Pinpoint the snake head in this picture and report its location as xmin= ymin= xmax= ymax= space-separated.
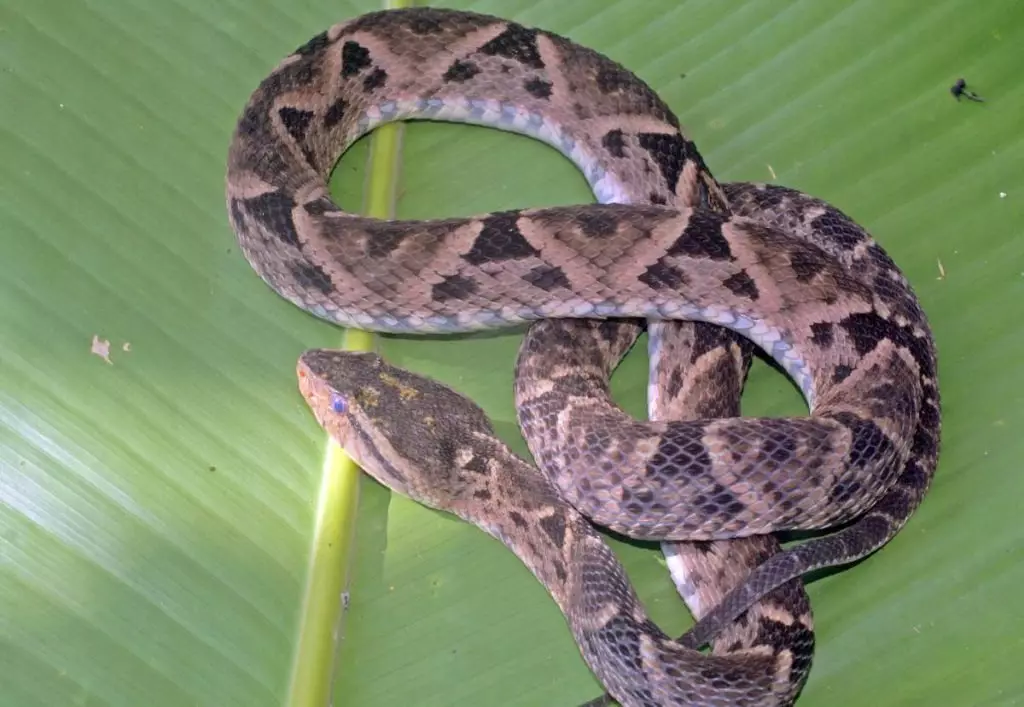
xmin=296 ymin=349 xmax=498 ymax=506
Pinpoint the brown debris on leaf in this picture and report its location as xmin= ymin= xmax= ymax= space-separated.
xmin=91 ymin=335 xmax=113 ymax=364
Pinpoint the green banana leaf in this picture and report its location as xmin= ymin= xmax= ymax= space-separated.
xmin=2 ymin=0 xmax=1022 ymax=706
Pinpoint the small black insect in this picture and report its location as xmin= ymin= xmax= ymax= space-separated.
xmin=951 ymin=78 xmax=985 ymax=102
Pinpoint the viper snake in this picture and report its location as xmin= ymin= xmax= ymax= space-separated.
xmin=224 ymin=8 xmax=940 ymax=706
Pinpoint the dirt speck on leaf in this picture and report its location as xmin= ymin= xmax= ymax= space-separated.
xmin=91 ymin=335 xmax=113 ymax=364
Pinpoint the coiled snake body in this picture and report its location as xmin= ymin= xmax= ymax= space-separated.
xmin=226 ymin=8 xmax=940 ymax=706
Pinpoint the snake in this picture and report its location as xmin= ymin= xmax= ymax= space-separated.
xmin=224 ymin=7 xmax=941 ymax=706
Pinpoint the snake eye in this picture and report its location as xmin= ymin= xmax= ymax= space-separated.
xmin=330 ymin=392 xmax=347 ymax=414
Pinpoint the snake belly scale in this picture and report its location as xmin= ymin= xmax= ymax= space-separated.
xmin=225 ymin=7 xmax=940 ymax=706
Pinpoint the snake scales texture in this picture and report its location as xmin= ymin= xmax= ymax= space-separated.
xmin=224 ymin=7 xmax=940 ymax=706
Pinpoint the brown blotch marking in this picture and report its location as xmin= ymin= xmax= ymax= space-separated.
xmin=653 ymin=435 xmax=742 ymax=516
xmin=362 ymin=68 xmax=387 ymax=91
xmin=278 ymin=107 xmax=314 ymax=144
xmin=841 ymin=316 xmax=935 ymax=439
xmin=552 ymin=561 xmax=567 ymax=584
xmin=303 ymin=197 xmax=341 ymax=217
xmin=596 ymin=613 xmax=645 ymax=672
xmin=290 ymin=262 xmax=334 ymax=295
xmin=473 ymin=488 xmax=492 ymax=501
xmin=866 ymin=242 xmax=900 ymax=271
xmin=639 ymin=261 xmax=688 ymax=290
xmin=810 ymin=322 xmax=834 ymax=348
xmin=722 ymin=271 xmax=759 ymax=300
xmin=590 ymin=320 xmax=632 ymax=347
xmin=601 ymin=129 xmax=626 ymax=157
xmin=539 ymin=513 xmax=567 ymax=546
xmin=408 ymin=13 xmax=444 ymax=34
xmin=767 ymin=431 xmax=799 ymax=465
xmin=699 ymin=175 xmax=729 ymax=215
xmin=461 ymin=454 xmax=488 ymax=475
xmin=240 ymin=191 xmax=300 ymax=247
xmin=869 ymin=382 xmax=906 ymax=418
xmin=432 ymin=273 xmax=479 ymax=302
xmin=595 ymin=64 xmax=635 ymax=94
xmin=753 ymin=616 xmax=815 ymax=658
xmin=577 ymin=211 xmax=619 ymax=238
xmin=691 ymin=323 xmax=754 ymax=363
xmin=509 ymin=510 xmax=529 ymax=529
xmin=463 ymin=212 xmax=540 ymax=264
xmin=872 ymin=271 xmax=905 ymax=306
xmin=827 ymin=473 xmax=863 ymax=507
xmin=363 ymin=223 xmax=416 ymax=258
xmin=827 ymin=411 xmax=893 ymax=472
xmin=665 ymin=367 xmax=685 ymax=400
xmin=228 ymin=198 xmax=246 ymax=231
xmin=918 ymin=393 xmax=940 ymax=432
xmin=236 ymin=60 xmax=318 ymax=138
xmin=839 ymin=312 xmax=930 ymax=368
xmin=478 ymin=23 xmax=544 ymax=69
xmin=666 ymin=210 xmax=733 ymax=260
xmin=637 ymin=132 xmax=686 ymax=193
xmin=341 ymin=41 xmax=372 ymax=77
xmin=294 ymin=31 xmax=330 ymax=56
xmin=649 ymin=192 xmax=667 ymax=205
xmin=833 ymin=364 xmax=853 ymax=383
xmin=696 ymin=181 xmax=712 ymax=209
xmin=789 ymin=247 xmax=829 ymax=283
xmin=522 ymin=264 xmax=571 ymax=292
xmin=870 ymin=480 xmax=917 ymax=522
xmin=442 ymin=59 xmax=481 ymax=83
xmin=882 ymin=469 xmax=926 ymax=516
xmin=626 ymin=485 xmax=656 ymax=511
xmin=572 ymin=101 xmax=591 ymax=120
xmin=324 ymin=97 xmax=348 ymax=128
xmin=738 ymin=183 xmax=787 ymax=210
xmin=810 ymin=210 xmax=866 ymax=251
xmin=689 ymin=540 xmax=716 ymax=555
xmin=725 ymin=639 xmax=746 ymax=653
xmin=654 ymin=428 xmax=715 ymax=473
xmin=523 ymin=77 xmax=553 ymax=99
